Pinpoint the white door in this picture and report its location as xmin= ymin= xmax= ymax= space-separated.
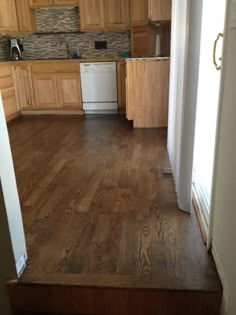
xmin=193 ymin=0 xmax=227 ymax=223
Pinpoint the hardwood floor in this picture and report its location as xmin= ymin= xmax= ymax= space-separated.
xmin=7 ymin=116 xmax=222 ymax=315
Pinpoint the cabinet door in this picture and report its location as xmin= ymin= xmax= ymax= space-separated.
xmin=32 ymin=74 xmax=58 ymax=108
xmin=53 ymin=0 xmax=79 ymax=6
xmin=131 ymin=26 xmax=156 ymax=57
xmin=13 ymin=66 xmax=34 ymax=109
xmin=16 ymin=0 xmax=36 ymax=33
xmin=80 ymin=0 xmax=104 ymax=31
xmin=29 ymin=0 xmax=54 ymax=8
xmin=0 ymin=0 xmax=18 ymax=32
xmin=57 ymin=73 xmax=82 ymax=109
xmin=130 ymin=0 xmax=148 ymax=26
xmin=105 ymin=0 xmax=130 ymax=30
xmin=149 ymin=0 xmax=172 ymax=21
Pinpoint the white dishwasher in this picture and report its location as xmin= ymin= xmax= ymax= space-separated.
xmin=80 ymin=62 xmax=118 ymax=114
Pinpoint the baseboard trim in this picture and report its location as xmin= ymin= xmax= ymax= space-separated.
xmin=211 ymin=244 xmax=229 ymax=314
xmin=6 ymin=111 xmax=21 ymax=122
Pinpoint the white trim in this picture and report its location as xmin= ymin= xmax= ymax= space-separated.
xmin=15 ymin=253 xmax=27 ymax=278
xmin=211 ymin=244 xmax=230 ymax=314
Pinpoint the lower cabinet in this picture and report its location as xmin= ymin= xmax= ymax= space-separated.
xmin=0 ymin=64 xmax=19 ymax=120
xmin=32 ymin=74 xmax=59 ymax=108
xmin=126 ymin=59 xmax=170 ymax=128
xmin=13 ymin=65 xmax=34 ymax=109
xmin=57 ymin=73 xmax=82 ymax=109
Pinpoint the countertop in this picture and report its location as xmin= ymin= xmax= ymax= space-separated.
xmin=0 ymin=56 xmax=170 ymax=65
xmin=0 ymin=57 xmax=125 ymax=64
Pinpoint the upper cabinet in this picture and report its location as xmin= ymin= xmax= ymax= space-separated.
xmin=104 ymin=0 xmax=130 ymax=30
xmin=0 ymin=0 xmax=35 ymax=34
xmin=80 ymin=0 xmax=105 ymax=31
xmin=29 ymin=0 xmax=79 ymax=8
xmin=130 ymin=0 xmax=171 ymax=26
xmin=130 ymin=0 xmax=148 ymax=27
xmin=16 ymin=0 xmax=36 ymax=33
xmin=0 ymin=0 xmax=18 ymax=33
xmin=80 ymin=0 xmax=130 ymax=31
xmin=149 ymin=0 xmax=172 ymax=21
xmin=53 ymin=0 xmax=79 ymax=6
xmin=29 ymin=0 xmax=54 ymax=8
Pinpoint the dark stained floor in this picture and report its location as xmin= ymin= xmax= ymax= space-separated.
xmin=8 ymin=116 xmax=221 ymax=291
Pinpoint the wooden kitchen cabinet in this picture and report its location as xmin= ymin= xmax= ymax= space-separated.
xmin=126 ymin=59 xmax=170 ymax=128
xmin=149 ymin=0 xmax=172 ymax=21
xmin=16 ymin=0 xmax=36 ymax=33
xmin=105 ymin=0 xmax=130 ymax=30
xmin=117 ymin=61 xmax=126 ymax=112
xmin=130 ymin=0 xmax=149 ymax=26
xmin=53 ymin=0 xmax=79 ymax=6
xmin=80 ymin=0 xmax=105 ymax=31
xmin=57 ymin=73 xmax=82 ymax=109
xmin=0 ymin=64 xmax=19 ymax=120
xmin=0 ymin=0 xmax=18 ymax=33
xmin=29 ymin=0 xmax=54 ymax=7
xmin=13 ymin=65 xmax=34 ymax=109
xmin=29 ymin=0 xmax=78 ymax=7
xmin=131 ymin=25 xmax=157 ymax=58
xmin=130 ymin=0 xmax=171 ymax=26
xmin=32 ymin=74 xmax=58 ymax=108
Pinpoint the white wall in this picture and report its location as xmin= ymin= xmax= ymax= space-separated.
xmin=211 ymin=1 xmax=236 ymax=314
xmin=0 ymin=95 xmax=27 ymax=314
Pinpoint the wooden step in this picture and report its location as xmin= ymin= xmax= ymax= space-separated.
xmin=7 ymin=278 xmax=222 ymax=315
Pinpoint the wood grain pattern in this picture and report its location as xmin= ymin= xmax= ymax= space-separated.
xmin=7 ymin=116 xmax=220 ymax=290
xmin=8 ymin=282 xmax=222 ymax=315
xmin=126 ymin=59 xmax=170 ymax=127
xmin=6 ymin=116 xmax=222 ymax=315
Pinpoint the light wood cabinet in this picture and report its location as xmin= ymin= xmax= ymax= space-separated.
xmin=0 ymin=0 xmax=18 ymax=33
xmin=131 ymin=25 xmax=157 ymax=58
xmin=130 ymin=0 xmax=149 ymax=26
xmin=149 ymin=0 xmax=172 ymax=21
xmin=30 ymin=61 xmax=83 ymax=110
xmin=117 ymin=61 xmax=126 ymax=112
xmin=53 ymin=0 xmax=79 ymax=6
xmin=80 ymin=0 xmax=105 ymax=31
xmin=29 ymin=0 xmax=78 ymax=7
xmin=16 ymin=0 xmax=36 ymax=33
xmin=0 ymin=64 xmax=19 ymax=120
xmin=130 ymin=0 xmax=171 ymax=26
xmin=13 ymin=66 xmax=34 ymax=109
xmin=80 ymin=0 xmax=130 ymax=31
xmin=32 ymin=74 xmax=58 ymax=108
xmin=105 ymin=0 xmax=130 ymax=30
xmin=126 ymin=59 xmax=170 ymax=128
xmin=29 ymin=0 xmax=54 ymax=8
xmin=57 ymin=73 xmax=82 ymax=109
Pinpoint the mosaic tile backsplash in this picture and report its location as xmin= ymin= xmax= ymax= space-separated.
xmin=0 ymin=7 xmax=130 ymax=60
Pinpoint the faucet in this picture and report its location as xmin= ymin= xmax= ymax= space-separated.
xmin=57 ymin=40 xmax=72 ymax=59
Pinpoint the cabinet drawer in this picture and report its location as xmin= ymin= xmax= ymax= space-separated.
xmin=31 ymin=62 xmax=79 ymax=74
